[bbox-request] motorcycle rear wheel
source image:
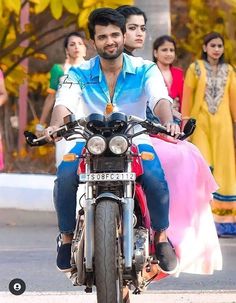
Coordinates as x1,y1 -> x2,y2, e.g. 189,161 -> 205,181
95,200 -> 123,303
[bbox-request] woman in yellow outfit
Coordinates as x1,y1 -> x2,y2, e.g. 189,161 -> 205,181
182,32 -> 236,236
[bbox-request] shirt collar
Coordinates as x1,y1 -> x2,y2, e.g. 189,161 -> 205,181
123,48 -> 134,56
90,53 -> 136,82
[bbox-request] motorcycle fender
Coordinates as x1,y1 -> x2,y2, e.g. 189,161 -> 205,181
95,192 -> 121,203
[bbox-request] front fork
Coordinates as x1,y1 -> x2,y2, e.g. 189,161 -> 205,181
84,158 -> 94,271
84,158 -> 135,272
122,159 -> 134,270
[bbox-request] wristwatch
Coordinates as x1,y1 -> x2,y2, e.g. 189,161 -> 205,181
35,123 -> 45,132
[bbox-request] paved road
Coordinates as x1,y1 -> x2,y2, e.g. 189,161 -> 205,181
1,290 -> 236,303
0,209 -> 235,302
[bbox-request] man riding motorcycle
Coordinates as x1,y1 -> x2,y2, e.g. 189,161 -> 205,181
44,8 -> 180,275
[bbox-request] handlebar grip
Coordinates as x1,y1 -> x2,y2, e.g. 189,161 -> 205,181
179,118 -> 196,140
24,131 -> 48,147
142,120 -> 169,135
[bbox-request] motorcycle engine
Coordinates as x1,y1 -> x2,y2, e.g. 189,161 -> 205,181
133,227 -> 149,272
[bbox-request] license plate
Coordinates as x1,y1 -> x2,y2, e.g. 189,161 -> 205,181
80,172 -> 136,182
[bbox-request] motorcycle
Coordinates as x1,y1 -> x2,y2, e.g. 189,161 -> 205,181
24,113 -> 195,303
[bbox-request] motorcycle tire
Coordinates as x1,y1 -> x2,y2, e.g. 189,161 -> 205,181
95,200 -> 123,303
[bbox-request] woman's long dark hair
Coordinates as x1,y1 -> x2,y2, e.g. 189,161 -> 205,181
201,32 -> 225,63
63,31 -> 85,49
116,5 -> 147,24
152,35 -> 176,62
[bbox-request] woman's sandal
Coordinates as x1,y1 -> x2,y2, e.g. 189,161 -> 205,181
123,288 -> 130,303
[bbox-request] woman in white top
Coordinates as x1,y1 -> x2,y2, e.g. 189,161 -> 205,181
36,32 -> 87,166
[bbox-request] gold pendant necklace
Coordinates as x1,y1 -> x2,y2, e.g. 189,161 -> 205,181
105,102 -> 114,115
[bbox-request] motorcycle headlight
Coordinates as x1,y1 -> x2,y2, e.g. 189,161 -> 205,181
109,135 -> 129,155
87,135 -> 106,155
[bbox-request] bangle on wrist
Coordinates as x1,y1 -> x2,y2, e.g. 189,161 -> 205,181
35,123 -> 45,131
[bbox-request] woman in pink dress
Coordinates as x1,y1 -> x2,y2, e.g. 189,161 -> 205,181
0,69 -> 8,171
118,4 -> 222,277
150,35 -> 222,274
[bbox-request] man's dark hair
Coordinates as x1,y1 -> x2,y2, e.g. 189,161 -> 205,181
201,31 -> 225,63
116,5 -> 147,24
64,31 -> 85,49
88,8 -> 126,40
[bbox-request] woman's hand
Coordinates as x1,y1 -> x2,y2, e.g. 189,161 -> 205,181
173,97 -> 180,112
164,121 -> 181,137
172,108 -> 182,121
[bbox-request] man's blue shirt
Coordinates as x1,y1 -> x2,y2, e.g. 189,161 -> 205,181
56,53 -> 171,119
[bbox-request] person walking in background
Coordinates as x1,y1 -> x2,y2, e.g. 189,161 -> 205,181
36,31 -> 87,166
182,31 -> 236,236
0,69 -> 8,171
117,5 -> 222,276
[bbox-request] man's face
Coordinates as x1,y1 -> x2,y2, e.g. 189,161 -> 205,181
93,24 -> 124,60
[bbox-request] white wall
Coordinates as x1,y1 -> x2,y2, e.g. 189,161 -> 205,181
0,173 -> 56,211
0,173 -> 86,211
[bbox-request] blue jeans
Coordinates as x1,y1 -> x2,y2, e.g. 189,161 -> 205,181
137,144 -> 169,231
54,142 -> 169,233
54,142 -> 84,234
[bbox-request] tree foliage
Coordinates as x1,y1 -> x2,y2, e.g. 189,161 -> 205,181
171,0 -> 236,69
0,0 -> 133,173
0,0 -> 134,96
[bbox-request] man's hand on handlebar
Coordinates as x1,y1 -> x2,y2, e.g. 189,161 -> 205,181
44,125 -> 62,142
164,121 -> 181,138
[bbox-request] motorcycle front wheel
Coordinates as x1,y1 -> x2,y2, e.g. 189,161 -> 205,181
95,200 -> 123,303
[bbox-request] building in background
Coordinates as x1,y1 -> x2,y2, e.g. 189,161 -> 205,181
135,0 -> 170,60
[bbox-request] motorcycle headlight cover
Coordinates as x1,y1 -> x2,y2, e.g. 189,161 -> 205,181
87,135 -> 106,155
109,135 -> 128,155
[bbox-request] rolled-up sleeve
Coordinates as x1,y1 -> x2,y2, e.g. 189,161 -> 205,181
145,65 -> 172,113
55,71 -> 82,116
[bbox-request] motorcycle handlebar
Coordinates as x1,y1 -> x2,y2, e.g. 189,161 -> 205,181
24,114 -> 196,147
128,115 -> 182,138
24,125 -> 68,147
128,115 -> 196,140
